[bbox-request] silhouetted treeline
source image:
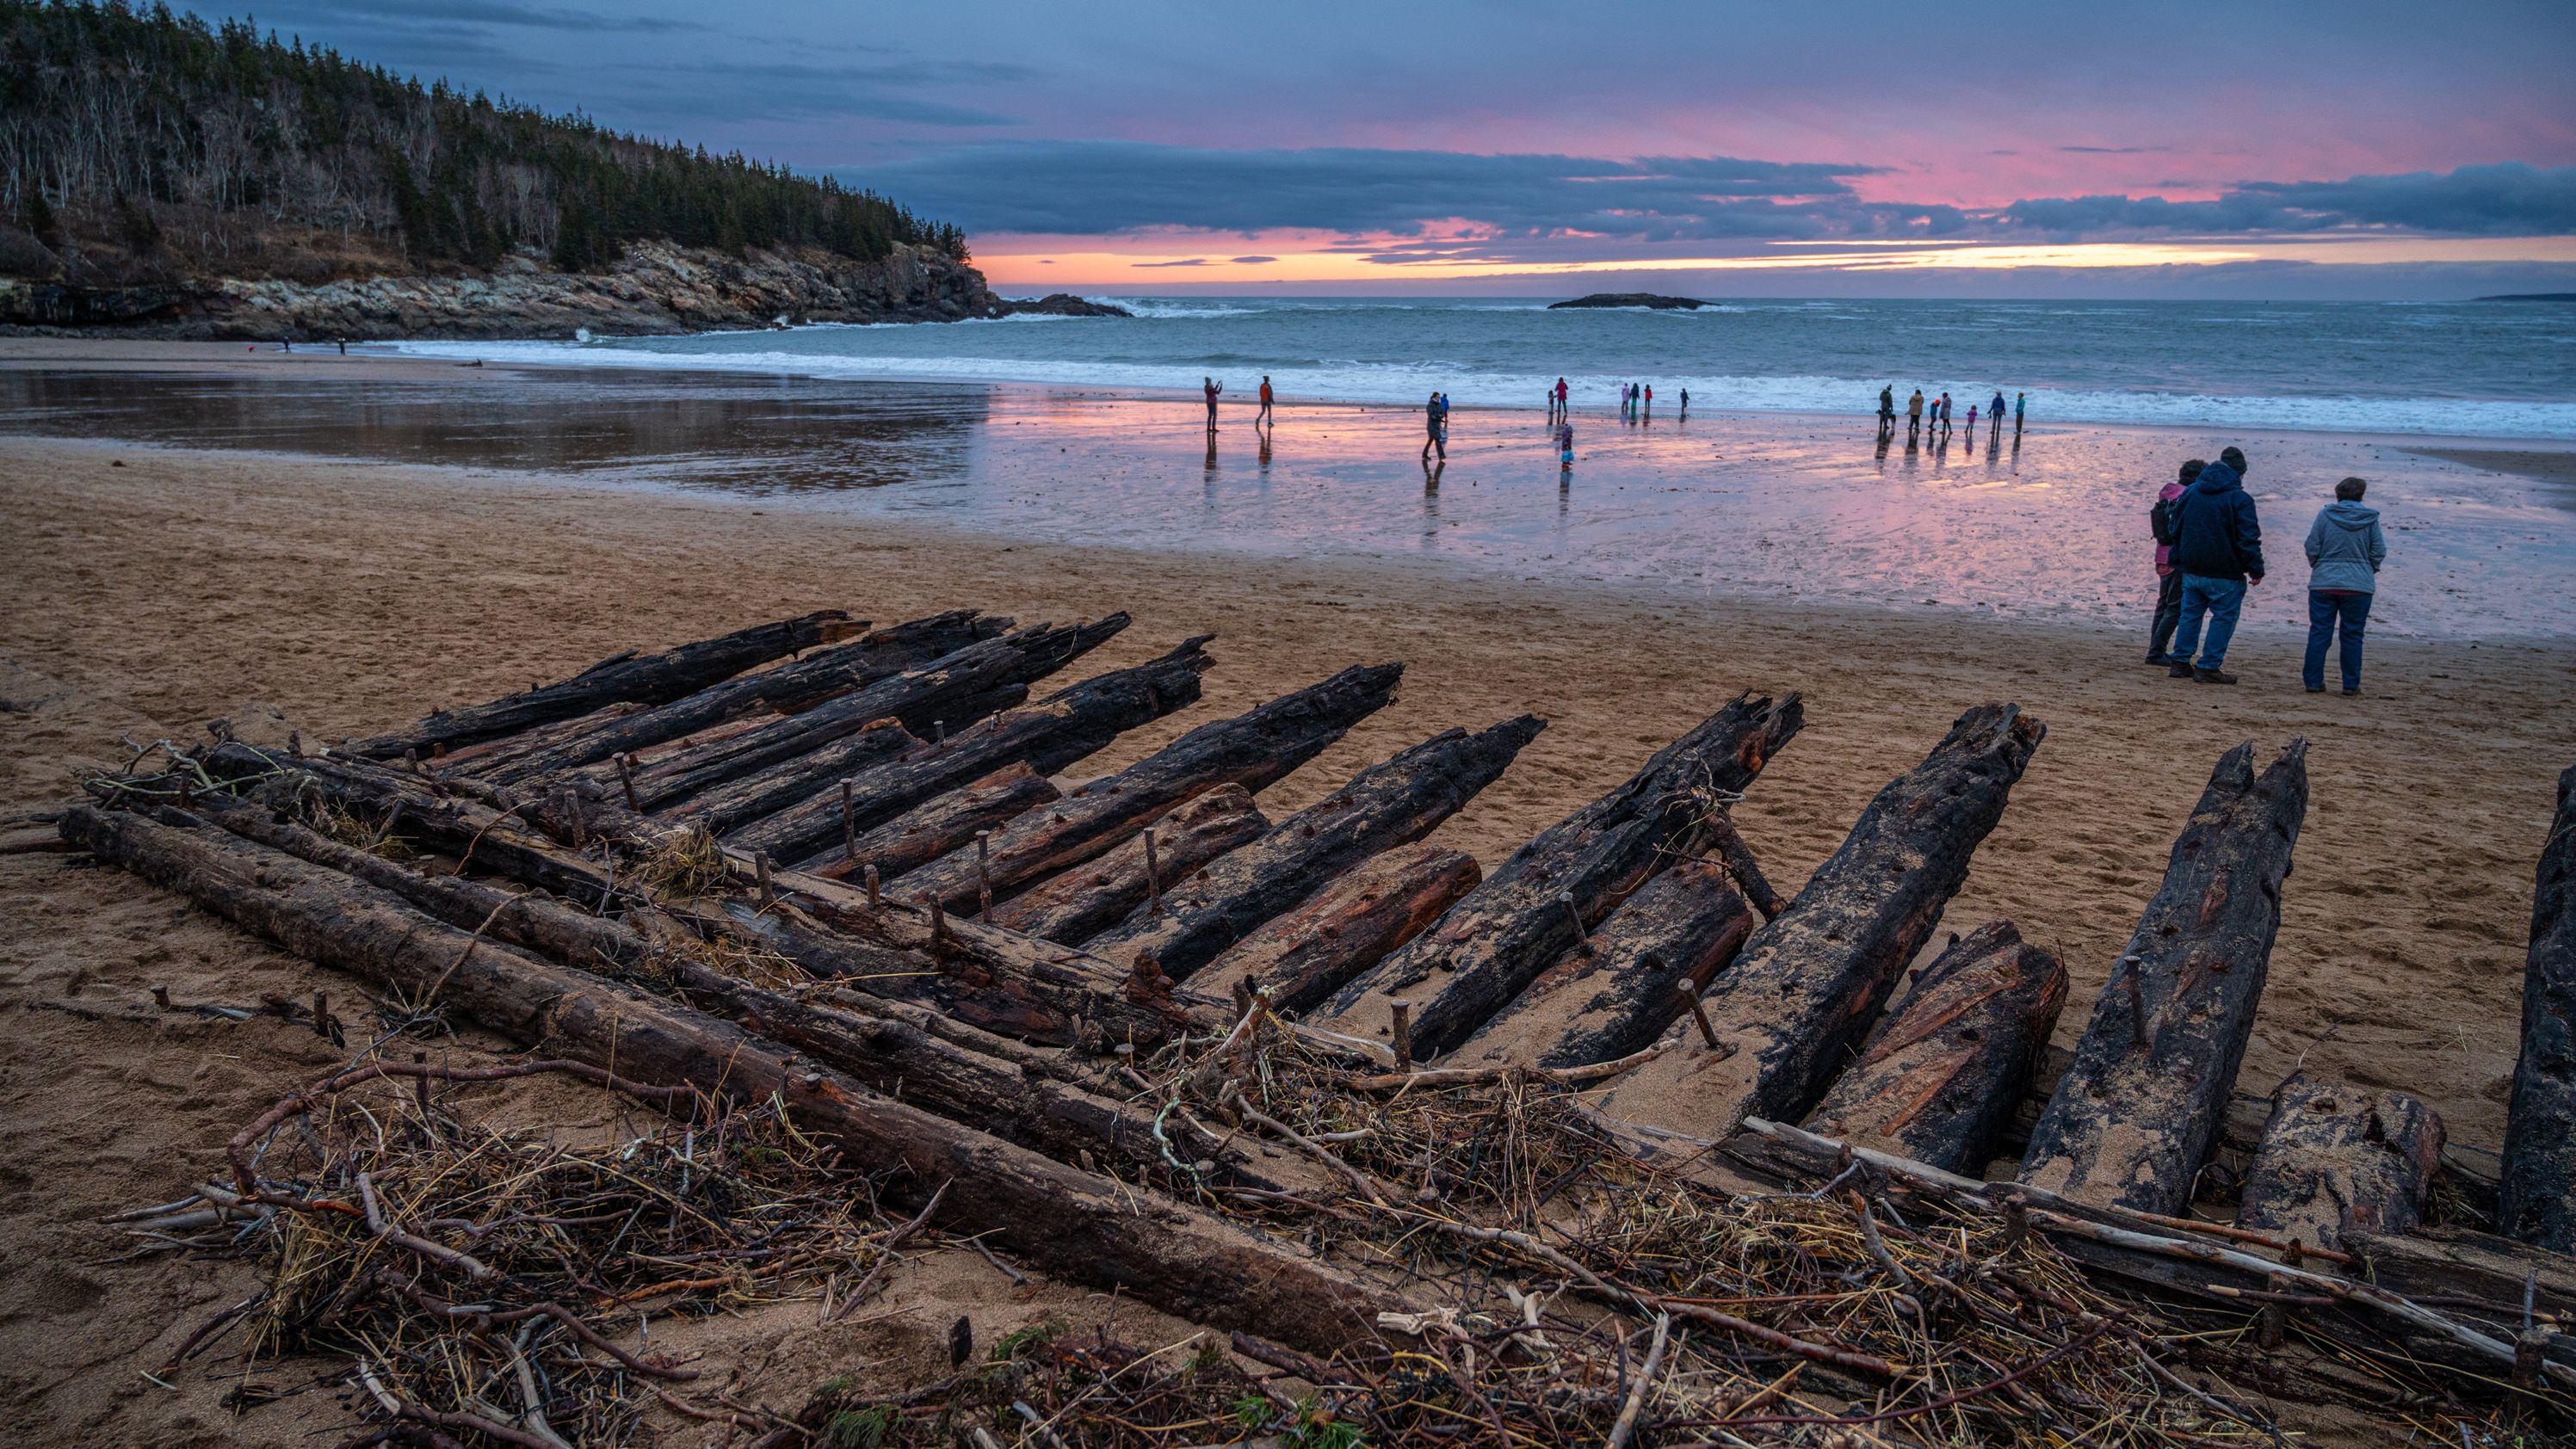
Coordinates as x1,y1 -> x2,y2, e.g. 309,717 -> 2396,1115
0,0 -> 969,282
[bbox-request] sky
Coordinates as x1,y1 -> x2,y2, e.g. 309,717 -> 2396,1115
191,0 -> 2576,297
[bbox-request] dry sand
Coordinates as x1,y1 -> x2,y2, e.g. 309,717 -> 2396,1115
2,415 -> 2571,1442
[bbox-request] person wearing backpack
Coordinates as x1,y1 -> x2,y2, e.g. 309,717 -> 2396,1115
2147,459 -> 2202,665
2301,477 -> 2388,695
2165,445 -> 2264,684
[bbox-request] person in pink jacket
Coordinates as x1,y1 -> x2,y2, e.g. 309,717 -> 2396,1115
2147,458 -> 2203,664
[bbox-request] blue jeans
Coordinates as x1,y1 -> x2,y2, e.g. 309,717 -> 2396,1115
2169,575 -> 2246,670
2304,590 -> 2371,691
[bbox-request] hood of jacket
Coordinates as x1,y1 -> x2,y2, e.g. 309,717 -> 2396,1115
2190,461 -> 2243,496
2318,499 -> 2379,531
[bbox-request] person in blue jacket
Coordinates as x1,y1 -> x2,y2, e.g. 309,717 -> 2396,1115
2165,445 -> 2264,684
2301,476 -> 2388,695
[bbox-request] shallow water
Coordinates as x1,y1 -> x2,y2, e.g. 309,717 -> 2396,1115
5,367 -> 2571,639
394,295 -> 2576,441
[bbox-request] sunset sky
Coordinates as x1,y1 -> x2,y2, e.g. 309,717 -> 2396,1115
191,0 -> 2576,296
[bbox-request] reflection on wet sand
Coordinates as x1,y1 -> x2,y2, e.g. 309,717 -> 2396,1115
3,366 -> 2569,639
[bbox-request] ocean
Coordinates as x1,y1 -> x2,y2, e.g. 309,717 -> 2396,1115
393,296 -> 2576,441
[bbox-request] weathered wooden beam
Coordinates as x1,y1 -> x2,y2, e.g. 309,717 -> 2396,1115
1314,694 -> 1801,1060
1800,919 -> 2066,1174
470,610 -> 1006,784
2236,1073 -> 2443,1255
1085,716 -> 1543,983
834,764 -> 1063,885
625,617 -> 1127,809
1591,703 -> 2045,1139
2020,739 -> 2307,1216
659,722 -> 922,834
747,638 -> 1215,869
1202,843 -> 1481,1015
1455,858 -> 1755,1071
59,804 -> 1394,1348
345,610 -> 862,760
2500,764 -> 2576,1250
896,663 -> 1404,915
985,786 -> 1268,942
200,743 -> 1219,1049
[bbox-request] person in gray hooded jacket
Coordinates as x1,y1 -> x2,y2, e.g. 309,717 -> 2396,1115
2301,477 -> 2388,695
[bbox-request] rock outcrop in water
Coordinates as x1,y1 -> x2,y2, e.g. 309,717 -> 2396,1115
1547,293 -> 1706,311
0,242 -> 1130,340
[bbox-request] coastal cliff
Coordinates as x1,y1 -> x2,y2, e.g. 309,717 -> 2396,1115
0,240 -> 1120,339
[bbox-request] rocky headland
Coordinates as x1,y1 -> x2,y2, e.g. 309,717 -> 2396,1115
0,242 -> 1127,340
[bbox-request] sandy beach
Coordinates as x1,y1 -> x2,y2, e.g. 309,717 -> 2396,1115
2,343 -> 2573,1443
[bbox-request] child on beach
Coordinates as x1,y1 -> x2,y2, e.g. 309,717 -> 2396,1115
1557,419 -> 1574,469
2146,459 -> 2201,665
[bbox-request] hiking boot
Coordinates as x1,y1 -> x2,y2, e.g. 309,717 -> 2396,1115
2167,661 -> 2196,678
2341,687 -> 2361,697
2146,653 -> 2176,666
2304,683 -> 2324,694
2194,667 -> 2239,685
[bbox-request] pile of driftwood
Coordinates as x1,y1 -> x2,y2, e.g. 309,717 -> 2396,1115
54,607 -> 2576,1446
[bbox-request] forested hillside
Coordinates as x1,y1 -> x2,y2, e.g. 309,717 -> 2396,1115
0,0 -> 969,287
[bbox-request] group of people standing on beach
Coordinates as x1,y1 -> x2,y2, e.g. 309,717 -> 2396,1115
1880,385 -> 2023,451
1202,374 -> 1276,430
2143,445 -> 2388,694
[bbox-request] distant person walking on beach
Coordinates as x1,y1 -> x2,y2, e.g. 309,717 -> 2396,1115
2146,459 -> 2203,665
1989,391 -> 2005,446
1203,376 -> 1222,428
1257,375 -> 1274,427
1423,392 -> 1446,462
1906,388 -> 1924,444
1938,392 -> 1953,439
2014,392 -> 2026,436
1554,377 -> 1569,423
1877,385 -> 1895,437
2302,477 -> 2387,695
1966,404 -> 1979,437
1558,418 -> 1575,470
1678,387 -> 1689,418
1643,384 -> 1653,418
2166,445 -> 2264,684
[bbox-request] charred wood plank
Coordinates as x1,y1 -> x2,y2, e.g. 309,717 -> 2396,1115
1591,703 -> 2045,1139
985,786 -> 1268,942
1456,858 -> 1755,1071
346,610 -> 861,761
472,610 -> 1007,784
2500,764 -> 2576,1250
2020,740 -> 2307,1216
1317,693 -> 1801,1060
1801,919 -> 2067,1174
896,663 -> 1404,915
833,763 -> 1064,885
2236,1073 -> 2443,1255
59,804 -> 1393,1347
626,617 -> 1125,811
1085,716 -> 1543,983
743,638 -> 1214,868
1202,844 -> 1481,1015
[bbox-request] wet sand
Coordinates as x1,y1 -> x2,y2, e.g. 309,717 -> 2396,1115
1,344 -> 2572,1443
2406,445 -> 2576,489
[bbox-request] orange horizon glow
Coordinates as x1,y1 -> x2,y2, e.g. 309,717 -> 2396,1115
974,232 -> 2576,289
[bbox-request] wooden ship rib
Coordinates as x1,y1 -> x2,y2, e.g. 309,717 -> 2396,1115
50,607 -> 2576,1431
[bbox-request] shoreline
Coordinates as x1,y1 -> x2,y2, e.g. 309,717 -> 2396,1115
7,340 -> 2572,644
12,336 -> 2576,448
